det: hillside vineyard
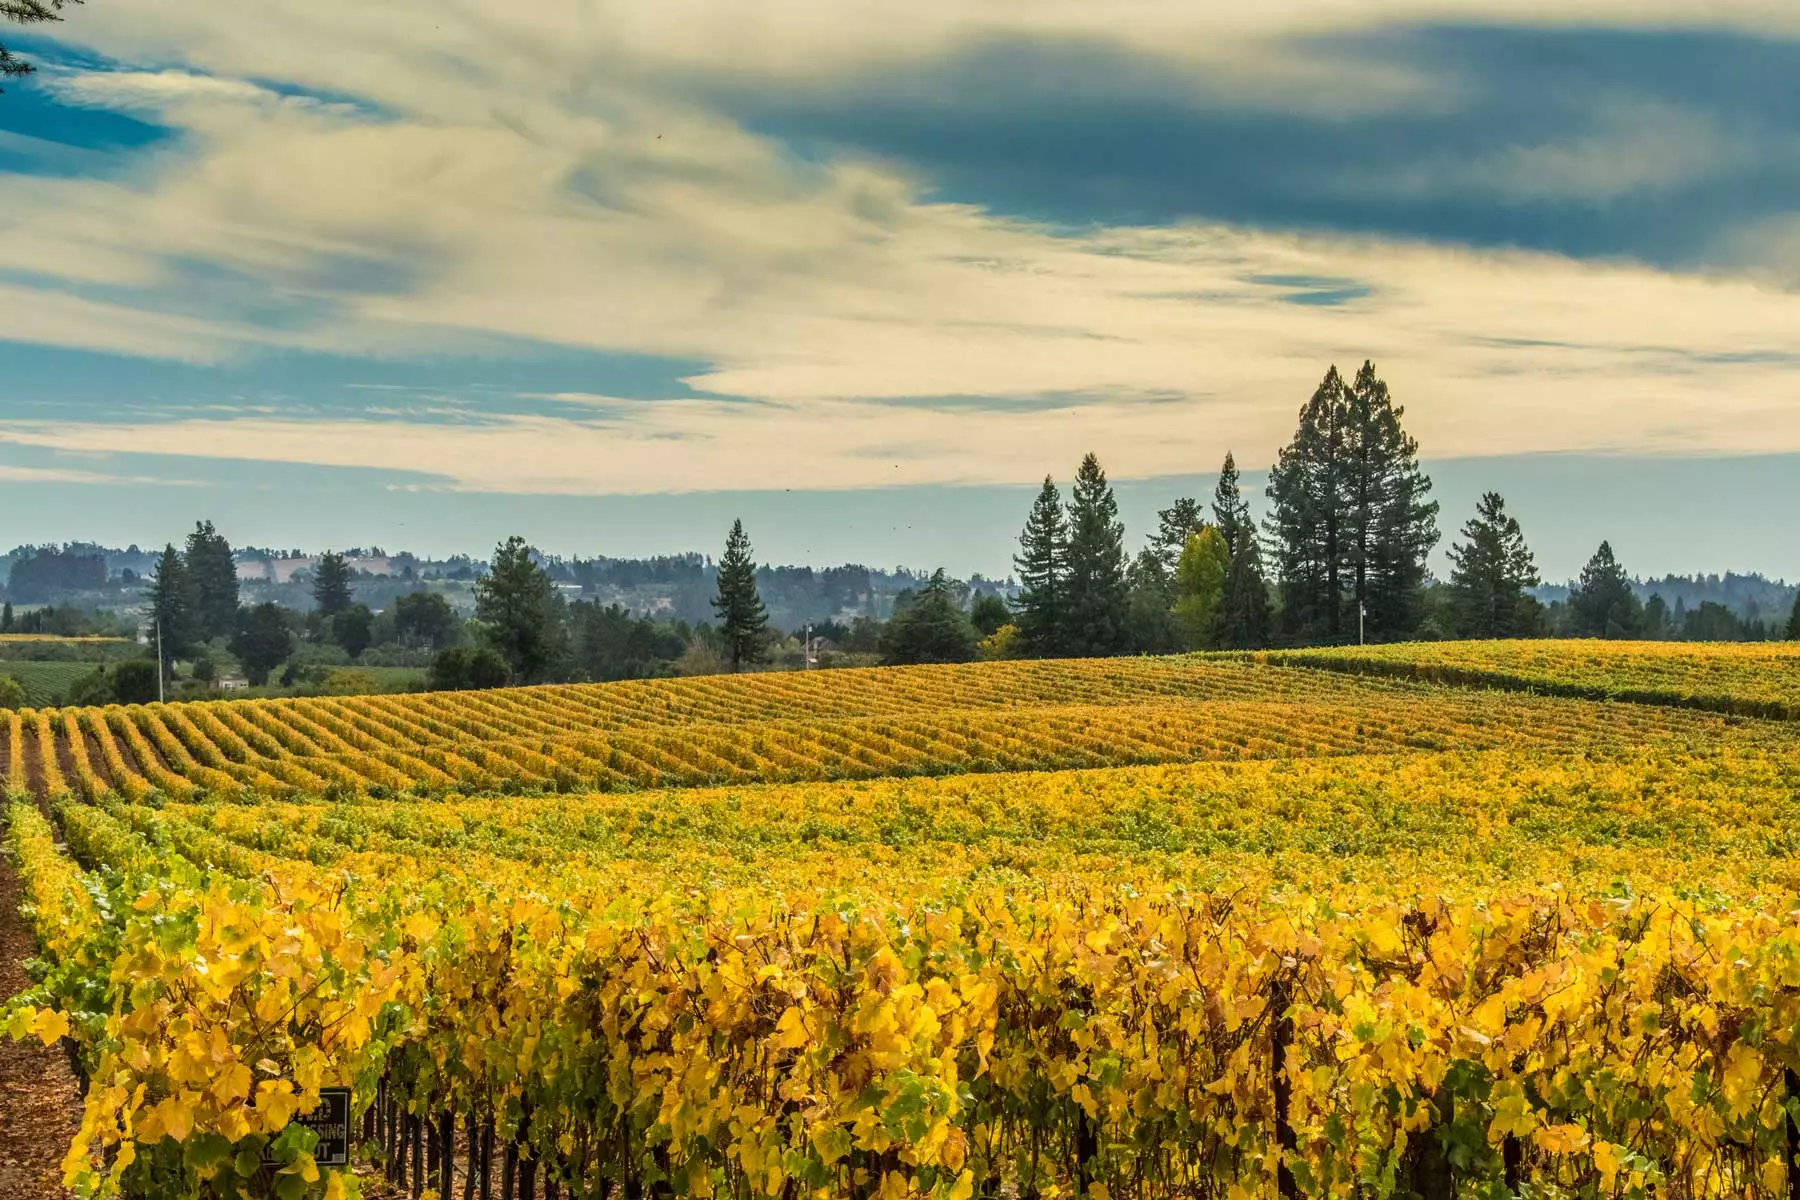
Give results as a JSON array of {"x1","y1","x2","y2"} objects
[{"x1": 7, "y1": 647, "x2": 1800, "y2": 1199}]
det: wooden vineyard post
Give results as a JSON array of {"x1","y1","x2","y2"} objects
[
  {"x1": 1787, "y1": 1068, "x2": 1800, "y2": 1200},
  {"x1": 1271, "y1": 976, "x2": 1298, "y2": 1200}
]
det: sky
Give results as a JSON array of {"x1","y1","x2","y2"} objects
[{"x1": 1, "y1": 1, "x2": 1798, "y2": 581}]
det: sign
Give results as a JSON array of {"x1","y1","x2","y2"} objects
[{"x1": 264, "y1": 1087, "x2": 353, "y2": 1167}]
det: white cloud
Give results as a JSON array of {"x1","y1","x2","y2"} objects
[
  {"x1": 1, "y1": 0, "x2": 1799, "y2": 493},
  {"x1": 0, "y1": 463, "x2": 205, "y2": 487}
]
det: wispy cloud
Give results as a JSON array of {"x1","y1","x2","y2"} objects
[{"x1": 0, "y1": 462, "x2": 206, "y2": 487}]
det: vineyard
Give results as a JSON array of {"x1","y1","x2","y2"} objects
[{"x1": 6, "y1": 646, "x2": 1800, "y2": 1199}]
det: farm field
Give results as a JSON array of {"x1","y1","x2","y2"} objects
[
  {"x1": 0, "y1": 659, "x2": 102, "y2": 707},
  {"x1": 6, "y1": 644, "x2": 1800, "y2": 1200}
]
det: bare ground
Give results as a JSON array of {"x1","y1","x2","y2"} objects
[{"x1": 0, "y1": 852, "x2": 81, "y2": 1199}]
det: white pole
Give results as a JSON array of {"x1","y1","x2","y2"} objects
[
  {"x1": 156, "y1": 616, "x2": 165, "y2": 704},
  {"x1": 1359, "y1": 601, "x2": 1366, "y2": 646}
]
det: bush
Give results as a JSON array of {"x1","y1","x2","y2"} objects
[
  {"x1": 66, "y1": 669, "x2": 117, "y2": 707},
  {"x1": 113, "y1": 660, "x2": 161, "y2": 705},
  {"x1": 428, "y1": 646, "x2": 510, "y2": 691},
  {"x1": 0, "y1": 675, "x2": 23, "y2": 710}
]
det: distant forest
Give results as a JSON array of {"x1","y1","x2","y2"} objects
[{"x1": 2, "y1": 360, "x2": 1797, "y2": 705}]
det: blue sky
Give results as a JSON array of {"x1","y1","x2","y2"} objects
[{"x1": 2, "y1": 2, "x2": 1799, "y2": 580}]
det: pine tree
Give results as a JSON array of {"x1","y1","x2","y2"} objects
[
  {"x1": 1122, "y1": 549, "x2": 1179, "y2": 655},
  {"x1": 879, "y1": 570, "x2": 979, "y2": 665},
  {"x1": 1785, "y1": 589, "x2": 1799, "y2": 640},
  {"x1": 1568, "y1": 541, "x2": 1641, "y2": 638},
  {"x1": 1011, "y1": 477, "x2": 1069, "y2": 657},
  {"x1": 1151, "y1": 497, "x2": 1205, "y2": 575},
  {"x1": 1215, "y1": 525, "x2": 1273, "y2": 650},
  {"x1": 147, "y1": 543, "x2": 198, "y2": 662},
  {"x1": 1, "y1": 0, "x2": 76, "y2": 85},
  {"x1": 1446, "y1": 492, "x2": 1540, "y2": 638},
  {"x1": 1265, "y1": 363, "x2": 1436, "y2": 644},
  {"x1": 1345, "y1": 362, "x2": 1438, "y2": 639},
  {"x1": 1265, "y1": 366, "x2": 1350, "y2": 642},
  {"x1": 229, "y1": 602, "x2": 295, "y2": 686},
  {"x1": 1211, "y1": 451, "x2": 1252, "y2": 557},
  {"x1": 184, "y1": 520, "x2": 239, "y2": 641},
  {"x1": 312, "y1": 551, "x2": 353, "y2": 619},
  {"x1": 476, "y1": 536, "x2": 562, "y2": 682},
  {"x1": 1063, "y1": 453, "x2": 1129, "y2": 656},
  {"x1": 0, "y1": 601, "x2": 11, "y2": 632},
  {"x1": 712, "y1": 519, "x2": 770, "y2": 671}
]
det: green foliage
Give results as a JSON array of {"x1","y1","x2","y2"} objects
[
  {"x1": 65, "y1": 667, "x2": 116, "y2": 707},
  {"x1": 1171, "y1": 526, "x2": 1229, "y2": 650},
  {"x1": 330, "y1": 604, "x2": 375, "y2": 659},
  {"x1": 1150, "y1": 496, "x2": 1204, "y2": 575},
  {"x1": 967, "y1": 593, "x2": 1011, "y2": 638},
  {"x1": 428, "y1": 644, "x2": 511, "y2": 691},
  {"x1": 0, "y1": 673, "x2": 22, "y2": 710},
  {"x1": 1122, "y1": 550, "x2": 1179, "y2": 655},
  {"x1": 1446, "y1": 492, "x2": 1542, "y2": 639},
  {"x1": 1062, "y1": 452, "x2": 1129, "y2": 656},
  {"x1": 310, "y1": 551, "x2": 353, "y2": 619},
  {"x1": 1215, "y1": 526, "x2": 1273, "y2": 650},
  {"x1": 112, "y1": 660, "x2": 160, "y2": 705},
  {"x1": 976, "y1": 623, "x2": 1019, "y2": 660},
  {"x1": 0, "y1": 660, "x2": 90, "y2": 706},
  {"x1": 184, "y1": 521, "x2": 240, "y2": 641},
  {"x1": 879, "y1": 570, "x2": 979, "y2": 666},
  {"x1": 230, "y1": 603, "x2": 296, "y2": 686},
  {"x1": 570, "y1": 601, "x2": 686, "y2": 681},
  {"x1": 147, "y1": 543, "x2": 199, "y2": 661},
  {"x1": 1788, "y1": 591, "x2": 1800, "y2": 640},
  {"x1": 1569, "y1": 541, "x2": 1642, "y2": 639},
  {"x1": 392, "y1": 590, "x2": 457, "y2": 649},
  {"x1": 1211, "y1": 451, "x2": 1252, "y2": 556},
  {"x1": 1011, "y1": 476, "x2": 1069, "y2": 657},
  {"x1": 1265, "y1": 362, "x2": 1438, "y2": 644},
  {"x1": 711, "y1": 520, "x2": 770, "y2": 672},
  {"x1": 475, "y1": 536, "x2": 561, "y2": 682},
  {"x1": 0, "y1": 601, "x2": 10, "y2": 630},
  {"x1": 1, "y1": 0, "x2": 80, "y2": 84}
]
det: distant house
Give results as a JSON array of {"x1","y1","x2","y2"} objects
[{"x1": 217, "y1": 674, "x2": 251, "y2": 692}]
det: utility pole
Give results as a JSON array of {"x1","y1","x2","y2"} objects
[
  {"x1": 1359, "y1": 600, "x2": 1366, "y2": 646},
  {"x1": 803, "y1": 623, "x2": 815, "y2": 669},
  {"x1": 155, "y1": 616, "x2": 165, "y2": 704}
]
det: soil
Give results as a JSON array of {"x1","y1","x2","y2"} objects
[{"x1": 0, "y1": 852, "x2": 82, "y2": 1199}]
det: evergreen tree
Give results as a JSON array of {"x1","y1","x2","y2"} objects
[
  {"x1": 1265, "y1": 362, "x2": 1437, "y2": 643},
  {"x1": 880, "y1": 570, "x2": 980, "y2": 665},
  {"x1": 332, "y1": 604, "x2": 376, "y2": 659},
  {"x1": 312, "y1": 551, "x2": 354, "y2": 619},
  {"x1": 1011, "y1": 477, "x2": 1069, "y2": 657},
  {"x1": 1211, "y1": 451, "x2": 1251, "y2": 557},
  {"x1": 1568, "y1": 541, "x2": 1642, "y2": 638},
  {"x1": 476, "y1": 536, "x2": 562, "y2": 682},
  {"x1": 230, "y1": 602, "x2": 295, "y2": 686},
  {"x1": 1063, "y1": 453, "x2": 1130, "y2": 656},
  {"x1": 184, "y1": 520, "x2": 239, "y2": 641},
  {"x1": 1122, "y1": 549, "x2": 1179, "y2": 655},
  {"x1": 146, "y1": 543, "x2": 198, "y2": 662},
  {"x1": 1215, "y1": 526, "x2": 1273, "y2": 650},
  {"x1": 711, "y1": 519, "x2": 770, "y2": 672},
  {"x1": 1, "y1": 0, "x2": 76, "y2": 85},
  {"x1": 1345, "y1": 362, "x2": 1438, "y2": 638},
  {"x1": 968, "y1": 593, "x2": 1012, "y2": 638},
  {"x1": 1642, "y1": 594, "x2": 1671, "y2": 639},
  {"x1": 1788, "y1": 590, "x2": 1800, "y2": 640},
  {"x1": 1446, "y1": 492, "x2": 1541, "y2": 638},
  {"x1": 1171, "y1": 526, "x2": 1229, "y2": 650},
  {"x1": 1151, "y1": 497, "x2": 1205, "y2": 575},
  {"x1": 0, "y1": 601, "x2": 11, "y2": 631}
]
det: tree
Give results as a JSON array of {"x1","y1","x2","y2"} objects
[
  {"x1": 1171, "y1": 526, "x2": 1230, "y2": 650},
  {"x1": 429, "y1": 645, "x2": 511, "y2": 691},
  {"x1": 1122, "y1": 550, "x2": 1179, "y2": 655},
  {"x1": 1151, "y1": 497, "x2": 1205, "y2": 575},
  {"x1": 146, "y1": 543, "x2": 198, "y2": 662},
  {"x1": 67, "y1": 667, "x2": 116, "y2": 706},
  {"x1": 312, "y1": 551, "x2": 353, "y2": 619},
  {"x1": 0, "y1": 602, "x2": 10, "y2": 631},
  {"x1": 1446, "y1": 493, "x2": 1541, "y2": 638},
  {"x1": 711, "y1": 520, "x2": 770, "y2": 672},
  {"x1": 393, "y1": 591, "x2": 457, "y2": 648},
  {"x1": 1265, "y1": 363, "x2": 1437, "y2": 644},
  {"x1": 968, "y1": 593, "x2": 1012, "y2": 638},
  {"x1": 184, "y1": 521, "x2": 240, "y2": 641},
  {"x1": 476, "y1": 536, "x2": 560, "y2": 683},
  {"x1": 1788, "y1": 590, "x2": 1800, "y2": 640},
  {"x1": 112, "y1": 660, "x2": 159, "y2": 705},
  {"x1": 1568, "y1": 541, "x2": 1641, "y2": 638},
  {"x1": 880, "y1": 570, "x2": 980, "y2": 665},
  {"x1": 1215, "y1": 526, "x2": 1273, "y2": 650},
  {"x1": 332, "y1": 604, "x2": 375, "y2": 659},
  {"x1": 1212, "y1": 451, "x2": 1252, "y2": 557},
  {"x1": 230, "y1": 602, "x2": 295, "y2": 686},
  {"x1": 1012, "y1": 477, "x2": 1069, "y2": 657},
  {"x1": 1063, "y1": 453, "x2": 1129, "y2": 656},
  {"x1": 1, "y1": 0, "x2": 77, "y2": 85},
  {"x1": 0, "y1": 674, "x2": 22, "y2": 710}
]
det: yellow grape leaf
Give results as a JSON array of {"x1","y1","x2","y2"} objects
[
  {"x1": 1366, "y1": 919, "x2": 1404, "y2": 958},
  {"x1": 29, "y1": 1007, "x2": 70, "y2": 1046},
  {"x1": 774, "y1": 1006, "x2": 810, "y2": 1050},
  {"x1": 1533, "y1": 1124, "x2": 1590, "y2": 1155}
]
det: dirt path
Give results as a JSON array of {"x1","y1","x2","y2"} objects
[{"x1": 0, "y1": 852, "x2": 81, "y2": 1199}]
